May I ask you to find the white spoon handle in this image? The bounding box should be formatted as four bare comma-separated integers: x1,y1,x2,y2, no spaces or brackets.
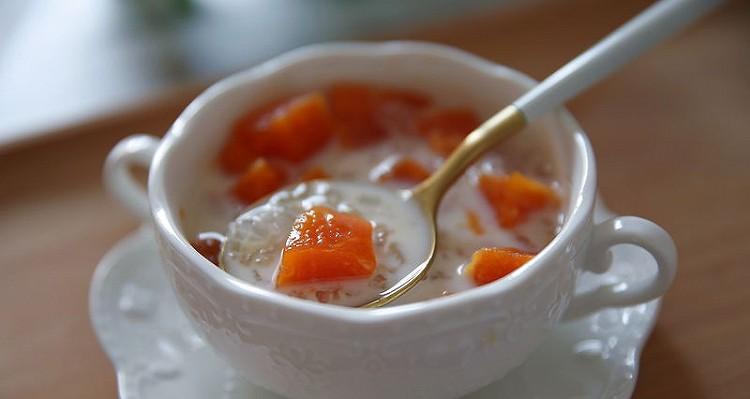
514,0,723,121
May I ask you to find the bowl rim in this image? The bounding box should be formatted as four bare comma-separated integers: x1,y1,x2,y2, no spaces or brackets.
148,41,596,325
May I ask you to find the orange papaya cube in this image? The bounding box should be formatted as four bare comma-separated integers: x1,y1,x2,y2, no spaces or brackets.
191,236,222,266
300,166,330,181
327,83,431,147
327,83,385,147
465,210,485,235
375,87,431,136
378,87,432,109
218,98,289,174
231,97,289,145
465,247,534,285
416,107,480,138
231,158,286,205
427,131,464,157
260,92,335,162
276,206,377,287
478,172,559,228
218,132,258,174
378,158,431,184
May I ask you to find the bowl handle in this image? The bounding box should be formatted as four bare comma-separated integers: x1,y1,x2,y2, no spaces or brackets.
104,135,160,222
562,216,677,320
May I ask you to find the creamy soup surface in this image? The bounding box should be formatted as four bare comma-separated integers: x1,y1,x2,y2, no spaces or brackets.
183,84,564,306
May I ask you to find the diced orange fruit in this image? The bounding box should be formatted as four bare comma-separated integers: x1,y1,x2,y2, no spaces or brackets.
276,206,377,287
327,83,430,147
327,83,384,147
260,92,335,162
465,210,485,235
465,247,534,285
219,98,289,174
300,166,329,181
231,158,286,205
427,131,464,157
417,108,479,157
416,107,479,138
478,172,559,228
218,132,258,174
191,236,222,266
378,158,431,184
218,93,334,173
377,87,432,109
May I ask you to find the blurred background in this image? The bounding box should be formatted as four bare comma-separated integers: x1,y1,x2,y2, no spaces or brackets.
0,0,518,149
1,1,748,399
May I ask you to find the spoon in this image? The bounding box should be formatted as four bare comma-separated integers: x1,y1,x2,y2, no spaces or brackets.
222,0,722,307
361,0,722,307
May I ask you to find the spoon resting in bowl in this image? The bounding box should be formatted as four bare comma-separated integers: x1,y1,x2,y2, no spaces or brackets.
221,0,721,307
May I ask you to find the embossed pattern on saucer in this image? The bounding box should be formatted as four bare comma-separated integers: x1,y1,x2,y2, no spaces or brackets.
90,200,659,399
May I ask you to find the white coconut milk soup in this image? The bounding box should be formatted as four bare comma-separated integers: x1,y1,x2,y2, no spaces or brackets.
182,83,564,306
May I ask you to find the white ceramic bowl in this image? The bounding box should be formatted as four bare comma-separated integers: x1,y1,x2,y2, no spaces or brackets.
105,42,677,399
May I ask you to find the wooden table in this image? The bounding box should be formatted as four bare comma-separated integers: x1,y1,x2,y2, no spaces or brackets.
2,0,748,397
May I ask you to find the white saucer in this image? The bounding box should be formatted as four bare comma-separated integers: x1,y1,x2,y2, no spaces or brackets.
90,200,660,399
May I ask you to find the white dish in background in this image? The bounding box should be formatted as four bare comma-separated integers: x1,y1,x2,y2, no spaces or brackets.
0,0,514,151
90,199,659,399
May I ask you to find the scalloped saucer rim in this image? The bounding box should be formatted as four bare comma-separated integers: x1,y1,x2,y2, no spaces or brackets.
90,199,660,399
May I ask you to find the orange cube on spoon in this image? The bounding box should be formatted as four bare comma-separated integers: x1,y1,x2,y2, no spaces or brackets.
276,206,377,287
